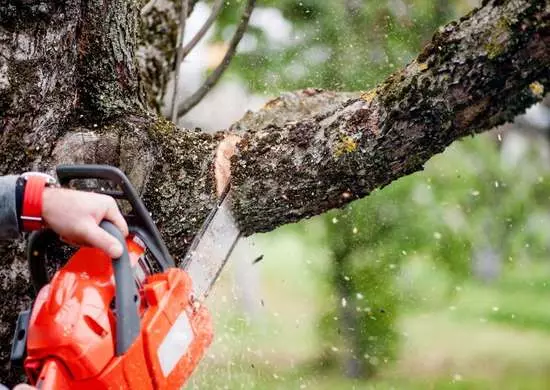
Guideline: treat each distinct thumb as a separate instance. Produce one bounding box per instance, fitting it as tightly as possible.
[14,385,35,390]
[84,223,124,258]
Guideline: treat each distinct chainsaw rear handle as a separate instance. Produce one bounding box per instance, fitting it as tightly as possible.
[27,221,140,356]
[100,220,141,356]
[27,229,58,293]
[56,164,174,270]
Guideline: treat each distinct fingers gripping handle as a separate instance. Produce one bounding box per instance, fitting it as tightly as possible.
[99,221,140,356]
[56,164,175,270]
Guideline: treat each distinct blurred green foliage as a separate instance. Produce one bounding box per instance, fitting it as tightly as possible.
[218,0,454,92]
[289,132,550,378]
[210,0,550,381]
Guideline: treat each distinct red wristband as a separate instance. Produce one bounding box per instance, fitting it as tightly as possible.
[21,175,47,232]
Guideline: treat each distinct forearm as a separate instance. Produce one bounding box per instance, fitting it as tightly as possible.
[0,175,20,240]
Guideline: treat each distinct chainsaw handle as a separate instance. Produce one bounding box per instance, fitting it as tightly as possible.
[57,164,130,187]
[99,220,140,356]
[56,164,174,270]
[26,222,140,357]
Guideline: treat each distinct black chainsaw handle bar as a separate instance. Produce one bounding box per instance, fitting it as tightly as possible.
[27,221,140,356]
[100,220,140,356]
[55,164,174,270]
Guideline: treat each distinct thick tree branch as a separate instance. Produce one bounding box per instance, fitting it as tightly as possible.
[134,0,550,253]
[177,0,256,117]
[228,0,550,234]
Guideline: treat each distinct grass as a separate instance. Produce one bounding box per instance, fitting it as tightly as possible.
[184,227,550,389]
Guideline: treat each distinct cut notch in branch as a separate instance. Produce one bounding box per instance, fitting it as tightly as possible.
[177,0,256,118]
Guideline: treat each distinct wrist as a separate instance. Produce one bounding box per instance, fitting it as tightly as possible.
[18,172,57,232]
[41,187,56,229]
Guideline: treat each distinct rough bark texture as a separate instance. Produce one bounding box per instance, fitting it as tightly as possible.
[0,0,549,383]
[230,1,550,234]
[138,0,200,111]
[0,0,213,382]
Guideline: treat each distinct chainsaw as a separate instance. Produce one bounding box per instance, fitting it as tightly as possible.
[9,164,241,389]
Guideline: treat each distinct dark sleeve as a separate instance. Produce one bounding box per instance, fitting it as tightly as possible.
[0,175,20,240]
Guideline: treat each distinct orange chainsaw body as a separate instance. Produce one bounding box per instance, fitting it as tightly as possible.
[24,236,213,389]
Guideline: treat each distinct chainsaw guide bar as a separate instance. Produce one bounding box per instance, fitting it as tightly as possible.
[181,186,241,302]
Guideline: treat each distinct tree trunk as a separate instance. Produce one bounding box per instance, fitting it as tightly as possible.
[0,0,549,383]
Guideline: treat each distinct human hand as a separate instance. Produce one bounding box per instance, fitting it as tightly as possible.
[13,384,34,389]
[42,188,129,258]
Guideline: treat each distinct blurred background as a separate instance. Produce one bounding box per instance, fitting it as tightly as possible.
[164,0,550,388]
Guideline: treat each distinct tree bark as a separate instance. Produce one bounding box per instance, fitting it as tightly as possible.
[0,0,549,383]
[229,1,550,234]
[139,0,200,111]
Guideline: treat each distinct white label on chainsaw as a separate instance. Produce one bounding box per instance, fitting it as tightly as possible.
[157,312,194,377]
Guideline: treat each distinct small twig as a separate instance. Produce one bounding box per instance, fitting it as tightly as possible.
[178,0,256,118]
[180,0,224,62]
[170,0,189,123]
